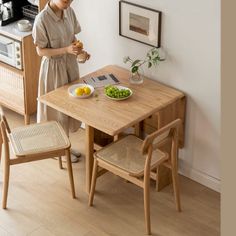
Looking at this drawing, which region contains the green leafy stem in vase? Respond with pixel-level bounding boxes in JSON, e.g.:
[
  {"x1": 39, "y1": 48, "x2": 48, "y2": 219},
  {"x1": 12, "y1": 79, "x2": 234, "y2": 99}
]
[{"x1": 123, "y1": 47, "x2": 165, "y2": 74}]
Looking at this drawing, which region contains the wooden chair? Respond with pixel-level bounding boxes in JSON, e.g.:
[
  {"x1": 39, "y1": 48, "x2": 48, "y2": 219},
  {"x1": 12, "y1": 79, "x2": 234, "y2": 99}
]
[
  {"x1": 0, "y1": 107, "x2": 76, "y2": 209},
  {"x1": 89, "y1": 119, "x2": 182, "y2": 235}
]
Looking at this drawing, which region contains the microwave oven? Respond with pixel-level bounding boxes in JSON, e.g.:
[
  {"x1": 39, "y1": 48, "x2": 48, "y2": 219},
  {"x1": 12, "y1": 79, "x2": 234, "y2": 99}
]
[{"x1": 0, "y1": 34, "x2": 22, "y2": 70}]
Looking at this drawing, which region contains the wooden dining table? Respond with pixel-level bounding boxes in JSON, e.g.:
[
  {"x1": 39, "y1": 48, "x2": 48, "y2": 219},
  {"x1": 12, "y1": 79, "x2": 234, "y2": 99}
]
[{"x1": 39, "y1": 65, "x2": 186, "y2": 193}]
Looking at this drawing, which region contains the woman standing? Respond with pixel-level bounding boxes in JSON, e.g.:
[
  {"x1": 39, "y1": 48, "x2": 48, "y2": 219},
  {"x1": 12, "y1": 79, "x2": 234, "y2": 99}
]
[{"x1": 33, "y1": 0, "x2": 89, "y2": 162}]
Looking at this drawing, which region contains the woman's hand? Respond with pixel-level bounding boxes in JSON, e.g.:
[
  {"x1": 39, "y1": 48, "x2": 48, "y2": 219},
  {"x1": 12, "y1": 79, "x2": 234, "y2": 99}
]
[
  {"x1": 36, "y1": 43, "x2": 83, "y2": 58},
  {"x1": 66, "y1": 43, "x2": 82, "y2": 56}
]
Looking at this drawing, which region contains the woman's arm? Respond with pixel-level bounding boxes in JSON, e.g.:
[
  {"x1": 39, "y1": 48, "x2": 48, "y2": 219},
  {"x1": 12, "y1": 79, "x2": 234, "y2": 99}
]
[{"x1": 36, "y1": 43, "x2": 82, "y2": 57}]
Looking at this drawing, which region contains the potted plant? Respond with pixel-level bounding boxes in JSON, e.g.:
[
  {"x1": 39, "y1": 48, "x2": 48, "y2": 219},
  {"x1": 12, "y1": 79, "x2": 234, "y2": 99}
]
[{"x1": 123, "y1": 47, "x2": 165, "y2": 84}]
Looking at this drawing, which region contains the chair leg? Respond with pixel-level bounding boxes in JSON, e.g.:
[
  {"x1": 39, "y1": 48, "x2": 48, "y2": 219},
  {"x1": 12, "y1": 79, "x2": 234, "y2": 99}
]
[
  {"x1": 88, "y1": 159, "x2": 98, "y2": 206},
  {"x1": 58, "y1": 157, "x2": 63, "y2": 169},
  {"x1": 0, "y1": 135, "x2": 2, "y2": 163},
  {"x1": 2, "y1": 160, "x2": 10, "y2": 209},
  {"x1": 155, "y1": 167, "x2": 158, "y2": 191},
  {"x1": 65, "y1": 149, "x2": 76, "y2": 198},
  {"x1": 0, "y1": 143, "x2": 2, "y2": 163},
  {"x1": 144, "y1": 176, "x2": 151, "y2": 235},
  {"x1": 171, "y1": 167, "x2": 181, "y2": 212}
]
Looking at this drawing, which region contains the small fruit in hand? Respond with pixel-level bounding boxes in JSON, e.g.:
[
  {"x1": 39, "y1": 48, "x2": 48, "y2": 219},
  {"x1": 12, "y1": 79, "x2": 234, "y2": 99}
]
[
  {"x1": 75, "y1": 87, "x2": 84, "y2": 96},
  {"x1": 75, "y1": 40, "x2": 83, "y2": 49},
  {"x1": 83, "y1": 86, "x2": 91, "y2": 95}
]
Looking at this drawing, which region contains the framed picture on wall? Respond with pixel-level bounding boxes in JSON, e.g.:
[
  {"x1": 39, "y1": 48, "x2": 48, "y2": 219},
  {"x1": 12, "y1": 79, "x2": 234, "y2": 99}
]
[{"x1": 119, "y1": 1, "x2": 162, "y2": 48}]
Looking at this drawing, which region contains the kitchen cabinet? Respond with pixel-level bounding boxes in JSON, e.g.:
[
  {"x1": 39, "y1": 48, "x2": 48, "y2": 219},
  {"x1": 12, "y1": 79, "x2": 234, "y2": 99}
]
[
  {"x1": 0, "y1": 1, "x2": 48, "y2": 124},
  {"x1": 0, "y1": 29, "x2": 41, "y2": 124}
]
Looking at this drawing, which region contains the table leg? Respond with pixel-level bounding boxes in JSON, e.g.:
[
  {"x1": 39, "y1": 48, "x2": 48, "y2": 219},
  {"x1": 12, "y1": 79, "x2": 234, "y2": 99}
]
[
  {"x1": 134, "y1": 121, "x2": 144, "y2": 138},
  {"x1": 85, "y1": 124, "x2": 94, "y2": 194},
  {"x1": 24, "y1": 114, "x2": 30, "y2": 125}
]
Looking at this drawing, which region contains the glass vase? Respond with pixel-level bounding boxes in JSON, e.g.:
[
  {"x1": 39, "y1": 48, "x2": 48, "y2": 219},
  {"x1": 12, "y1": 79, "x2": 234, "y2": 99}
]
[{"x1": 129, "y1": 67, "x2": 144, "y2": 85}]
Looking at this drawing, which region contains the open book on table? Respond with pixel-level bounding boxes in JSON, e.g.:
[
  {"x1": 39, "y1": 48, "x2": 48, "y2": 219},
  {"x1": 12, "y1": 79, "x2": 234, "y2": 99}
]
[{"x1": 82, "y1": 74, "x2": 120, "y2": 88}]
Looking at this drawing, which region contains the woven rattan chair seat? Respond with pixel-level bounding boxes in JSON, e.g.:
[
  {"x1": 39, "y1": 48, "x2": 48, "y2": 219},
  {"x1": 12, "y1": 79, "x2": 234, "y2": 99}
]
[
  {"x1": 9, "y1": 121, "x2": 70, "y2": 156},
  {"x1": 95, "y1": 135, "x2": 167, "y2": 176}
]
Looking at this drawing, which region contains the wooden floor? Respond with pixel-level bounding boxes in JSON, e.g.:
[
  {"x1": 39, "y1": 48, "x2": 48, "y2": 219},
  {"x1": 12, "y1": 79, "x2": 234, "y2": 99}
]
[{"x1": 0, "y1": 109, "x2": 220, "y2": 236}]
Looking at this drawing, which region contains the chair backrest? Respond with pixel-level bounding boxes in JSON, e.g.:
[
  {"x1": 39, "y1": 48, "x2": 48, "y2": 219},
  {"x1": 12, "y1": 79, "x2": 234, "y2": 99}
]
[
  {"x1": 141, "y1": 119, "x2": 181, "y2": 177},
  {"x1": 0, "y1": 106, "x2": 11, "y2": 162},
  {"x1": 0, "y1": 106, "x2": 11, "y2": 134}
]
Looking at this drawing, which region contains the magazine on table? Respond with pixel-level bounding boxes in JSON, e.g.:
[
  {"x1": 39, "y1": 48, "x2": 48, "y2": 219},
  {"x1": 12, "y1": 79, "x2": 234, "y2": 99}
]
[{"x1": 83, "y1": 74, "x2": 120, "y2": 88}]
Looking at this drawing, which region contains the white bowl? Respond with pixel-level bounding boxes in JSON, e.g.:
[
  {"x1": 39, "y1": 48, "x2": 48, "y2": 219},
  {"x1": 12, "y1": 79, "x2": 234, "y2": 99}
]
[
  {"x1": 68, "y1": 83, "x2": 94, "y2": 99},
  {"x1": 105, "y1": 85, "x2": 133, "y2": 101},
  {"x1": 17, "y1": 20, "x2": 32, "y2": 31}
]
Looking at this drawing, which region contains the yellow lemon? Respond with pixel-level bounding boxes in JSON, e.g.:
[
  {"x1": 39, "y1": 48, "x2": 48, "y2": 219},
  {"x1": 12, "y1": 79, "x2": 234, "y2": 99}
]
[
  {"x1": 75, "y1": 87, "x2": 84, "y2": 96},
  {"x1": 83, "y1": 86, "x2": 91, "y2": 95}
]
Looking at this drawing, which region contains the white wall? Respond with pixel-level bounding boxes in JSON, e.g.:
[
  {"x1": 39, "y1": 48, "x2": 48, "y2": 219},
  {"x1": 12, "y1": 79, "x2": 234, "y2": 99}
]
[{"x1": 72, "y1": 0, "x2": 221, "y2": 192}]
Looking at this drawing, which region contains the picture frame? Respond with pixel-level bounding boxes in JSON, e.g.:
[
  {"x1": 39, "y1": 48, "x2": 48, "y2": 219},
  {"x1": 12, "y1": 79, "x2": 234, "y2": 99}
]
[{"x1": 119, "y1": 1, "x2": 162, "y2": 48}]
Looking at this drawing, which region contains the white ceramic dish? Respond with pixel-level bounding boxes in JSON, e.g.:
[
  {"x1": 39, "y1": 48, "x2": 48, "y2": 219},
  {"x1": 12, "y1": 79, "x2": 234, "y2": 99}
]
[
  {"x1": 17, "y1": 20, "x2": 32, "y2": 32},
  {"x1": 105, "y1": 85, "x2": 133, "y2": 101},
  {"x1": 68, "y1": 83, "x2": 94, "y2": 98},
  {"x1": 16, "y1": 25, "x2": 32, "y2": 32}
]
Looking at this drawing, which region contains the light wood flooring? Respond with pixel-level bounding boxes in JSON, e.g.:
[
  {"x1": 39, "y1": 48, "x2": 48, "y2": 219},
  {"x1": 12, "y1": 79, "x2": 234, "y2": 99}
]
[{"x1": 0, "y1": 109, "x2": 220, "y2": 236}]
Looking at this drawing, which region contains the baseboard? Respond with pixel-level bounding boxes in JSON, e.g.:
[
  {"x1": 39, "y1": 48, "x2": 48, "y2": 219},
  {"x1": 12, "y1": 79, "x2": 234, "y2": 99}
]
[{"x1": 179, "y1": 163, "x2": 221, "y2": 192}]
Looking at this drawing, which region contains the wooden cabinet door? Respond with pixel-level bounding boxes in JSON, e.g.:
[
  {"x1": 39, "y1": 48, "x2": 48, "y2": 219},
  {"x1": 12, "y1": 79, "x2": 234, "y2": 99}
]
[{"x1": 0, "y1": 65, "x2": 25, "y2": 114}]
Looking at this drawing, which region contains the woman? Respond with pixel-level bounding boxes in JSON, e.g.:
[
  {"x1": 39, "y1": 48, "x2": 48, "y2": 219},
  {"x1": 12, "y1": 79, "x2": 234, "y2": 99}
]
[{"x1": 32, "y1": 0, "x2": 89, "y2": 162}]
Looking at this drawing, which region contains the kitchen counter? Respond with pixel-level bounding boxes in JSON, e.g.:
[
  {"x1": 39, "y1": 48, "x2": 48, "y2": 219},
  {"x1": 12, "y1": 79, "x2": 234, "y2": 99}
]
[{"x1": 0, "y1": 19, "x2": 33, "y2": 41}]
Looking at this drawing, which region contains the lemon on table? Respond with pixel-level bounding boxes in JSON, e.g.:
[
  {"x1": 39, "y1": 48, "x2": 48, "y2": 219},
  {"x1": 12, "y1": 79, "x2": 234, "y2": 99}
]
[
  {"x1": 75, "y1": 87, "x2": 84, "y2": 96},
  {"x1": 83, "y1": 86, "x2": 91, "y2": 95}
]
